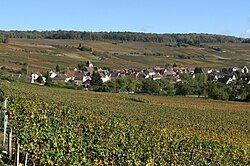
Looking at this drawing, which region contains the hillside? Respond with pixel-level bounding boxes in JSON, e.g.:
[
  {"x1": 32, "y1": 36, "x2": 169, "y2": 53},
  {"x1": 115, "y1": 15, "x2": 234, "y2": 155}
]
[
  {"x1": 0, "y1": 38, "x2": 250, "y2": 73},
  {"x1": 5, "y1": 82, "x2": 250, "y2": 146},
  {"x1": 0, "y1": 32, "x2": 250, "y2": 164},
  {"x1": 0, "y1": 82, "x2": 249, "y2": 165}
]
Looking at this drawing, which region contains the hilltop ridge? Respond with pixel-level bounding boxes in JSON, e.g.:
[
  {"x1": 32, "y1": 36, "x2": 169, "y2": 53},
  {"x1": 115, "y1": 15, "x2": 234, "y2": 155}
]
[{"x1": 1, "y1": 30, "x2": 249, "y2": 44}]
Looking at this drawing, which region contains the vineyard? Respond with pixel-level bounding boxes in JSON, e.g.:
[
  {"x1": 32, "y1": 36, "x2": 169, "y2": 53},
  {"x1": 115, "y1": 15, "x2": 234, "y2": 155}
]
[
  {"x1": 1, "y1": 38, "x2": 250, "y2": 73},
  {"x1": 0, "y1": 82, "x2": 250, "y2": 165}
]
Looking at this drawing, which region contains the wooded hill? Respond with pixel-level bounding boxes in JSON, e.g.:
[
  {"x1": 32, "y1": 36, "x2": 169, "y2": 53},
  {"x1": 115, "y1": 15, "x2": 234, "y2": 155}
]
[{"x1": 1, "y1": 30, "x2": 249, "y2": 44}]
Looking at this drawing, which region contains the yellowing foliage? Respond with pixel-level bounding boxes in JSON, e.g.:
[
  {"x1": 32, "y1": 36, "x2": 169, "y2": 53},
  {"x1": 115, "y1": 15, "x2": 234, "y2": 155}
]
[{"x1": 1, "y1": 82, "x2": 250, "y2": 165}]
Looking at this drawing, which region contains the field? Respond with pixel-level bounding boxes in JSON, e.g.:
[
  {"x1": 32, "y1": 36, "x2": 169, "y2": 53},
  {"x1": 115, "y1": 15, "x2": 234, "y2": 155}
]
[
  {"x1": 1, "y1": 38, "x2": 250, "y2": 73},
  {"x1": 1, "y1": 38, "x2": 250, "y2": 164},
  {"x1": 1, "y1": 82, "x2": 249, "y2": 165}
]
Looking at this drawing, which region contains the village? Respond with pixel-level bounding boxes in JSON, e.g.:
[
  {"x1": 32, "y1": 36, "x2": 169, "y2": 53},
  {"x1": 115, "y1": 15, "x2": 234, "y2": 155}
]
[{"x1": 31, "y1": 61, "x2": 250, "y2": 87}]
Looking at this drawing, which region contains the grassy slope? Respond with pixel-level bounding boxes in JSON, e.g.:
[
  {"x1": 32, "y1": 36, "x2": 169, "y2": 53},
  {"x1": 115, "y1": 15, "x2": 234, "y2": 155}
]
[
  {"x1": 4, "y1": 82, "x2": 250, "y2": 148},
  {"x1": 0, "y1": 38, "x2": 250, "y2": 72}
]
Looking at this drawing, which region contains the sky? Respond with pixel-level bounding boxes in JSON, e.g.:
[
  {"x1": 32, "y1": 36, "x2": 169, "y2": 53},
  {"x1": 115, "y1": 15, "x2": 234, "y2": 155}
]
[{"x1": 0, "y1": 0, "x2": 250, "y2": 38}]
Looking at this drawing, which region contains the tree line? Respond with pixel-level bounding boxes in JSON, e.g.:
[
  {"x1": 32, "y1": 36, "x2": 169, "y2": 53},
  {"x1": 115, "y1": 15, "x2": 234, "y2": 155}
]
[
  {"x1": 89, "y1": 72, "x2": 250, "y2": 102},
  {"x1": 0, "y1": 35, "x2": 8, "y2": 43},
  {"x1": 0, "y1": 30, "x2": 248, "y2": 44}
]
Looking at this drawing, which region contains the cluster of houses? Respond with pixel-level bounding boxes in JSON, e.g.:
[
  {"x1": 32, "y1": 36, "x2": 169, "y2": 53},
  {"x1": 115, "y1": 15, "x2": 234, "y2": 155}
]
[{"x1": 31, "y1": 61, "x2": 250, "y2": 86}]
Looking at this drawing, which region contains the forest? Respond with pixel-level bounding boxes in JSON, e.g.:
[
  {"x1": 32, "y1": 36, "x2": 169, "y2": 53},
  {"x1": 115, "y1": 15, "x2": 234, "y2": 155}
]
[{"x1": 1, "y1": 30, "x2": 249, "y2": 44}]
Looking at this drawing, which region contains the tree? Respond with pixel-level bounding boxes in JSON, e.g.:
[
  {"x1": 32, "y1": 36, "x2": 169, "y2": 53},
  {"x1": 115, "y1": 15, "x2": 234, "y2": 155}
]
[
  {"x1": 222, "y1": 68, "x2": 229, "y2": 74},
  {"x1": 165, "y1": 63, "x2": 172, "y2": 69},
  {"x1": 55, "y1": 65, "x2": 60, "y2": 72},
  {"x1": 194, "y1": 67, "x2": 203, "y2": 74},
  {"x1": 160, "y1": 79, "x2": 176, "y2": 96},
  {"x1": 242, "y1": 39, "x2": 250, "y2": 43},
  {"x1": 175, "y1": 82, "x2": 193, "y2": 96},
  {"x1": 194, "y1": 73, "x2": 208, "y2": 97},
  {"x1": 44, "y1": 72, "x2": 52, "y2": 86},
  {"x1": 0, "y1": 35, "x2": 8, "y2": 43},
  {"x1": 207, "y1": 83, "x2": 229, "y2": 100},
  {"x1": 91, "y1": 72, "x2": 103, "y2": 87},
  {"x1": 78, "y1": 43, "x2": 82, "y2": 48},
  {"x1": 101, "y1": 66, "x2": 111, "y2": 71},
  {"x1": 123, "y1": 77, "x2": 141, "y2": 92},
  {"x1": 0, "y1": 88, "x2": 5, "y2": 102},
  {"x1": 176, "y1": 73, "x2": 204, "y2": 96},
  {"x1": 173, "y1": 63, "x2": 178, "y2": 68},
  {"x1": 141, "y1": 79, "x2": 162, "y2": 95},
  {"x1": 113, "y1": 78, "x2": 126, "y2": 92},
  {"x1": 244, "y1": 86, "x2": 250, "y2": 102},
  {"x1": 105, "y1": 77, "x2": 141, "y2": 93},
  {"x1": 77, "y1": 44, "x2": 92, "y2": 52},
  {"x1": 21, "y1": 66, "x2": 28, "y2": 74},
  {"x1": 106, "y1": 79, "x2": 120, "y2": 92},
  {"x1": 195, "y1": 73, "x2": 207, "y2": 83},
  {"x1": 77, "y1": 62, "x2": 85, "y2": 70},
  {"x1": 0, "y1": 30, "x2": 244, "y2": 43}
]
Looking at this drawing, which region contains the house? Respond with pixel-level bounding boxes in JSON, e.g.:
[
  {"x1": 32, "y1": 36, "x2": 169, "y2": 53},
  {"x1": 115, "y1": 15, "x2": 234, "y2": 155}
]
[
  {"x1": 134, "y1": 69, "x2": 143, "y2": 74},
  {"x1": 217, "y1": 75, "x2": 236, "y2": 84},
  {"x1": 82, "y1": 80, "x2": 91, "y2": 88},
  {"x1": 207, "y1": 69, "x2": 213, "y2": 74},
  {"x1": 79, "y1": 61, "x2": 98, "y2": 74},
  {"x1": 137, "y1": 72, "x2": 149, "y2": 80},
  {"x1": 101, "y1": 74, "x2": 110, "y2": 83},
  {"x1": 83, "y1": 66, "x2": 95, "y2": 74},
  {"x1": 11, "y1": 74, "x2": 22, "y2": 79},
  {"x1": 152, "y1": 73, "x2": 162, "y2": 80},
  {"x1": 110, "y1": 70, "x2": 126, "y2": 79},
  {"x1": 143, "y1": 69, "x2": 156, "y2": 76},
  {"x1": 159, "y1": 69, "x2": 168, "y2": 75},
  {"x1": 232, "y1": 75, "x2": 237, "y2": 81},
  {"x1": 208, "y1": 75, "x2": 219, "y2": 82},
  {"x1": 110, "y1": 71, "x2": 120, "y2": 79},
  {"x1": 68, "y1": 67, "x2": 78, "y2": 72},
  {"x1": 173, "y1": 67, "x2": 179, "y2": 73},
  {"x1": 49, "y1": 71, "x2": 57, "y2": 78},
  {"x1": 31, "y1": 72, "x2": 42, "y2": 81},
  {"x1": 217, "y1": 77, "x2": 233, "y2": 84},
  {"x1": 82, "y1": 74, "x2": 92, "y2": 83},
  {"x1": 166, "y1": 75, "x2": 181, "y2": 84},
  {"x1": 239, "y1": 76, "x2": 250, "y2": 84},
  {"x1": 202, "y1": 68, "x2": 213, "y2": 74},
  {"x1": 228, "y1": 66, "x2": 248, "y2": 74},
  {"x1": 187, "y1": 68, "x2": 195, "y2": 74},
  {"x1": 153, "y1": 66, "x2": 165, "y2": 73},
  {"x1": 52, "y1": 74, "x2": 67, "y2": 83},
  {"x1": 241, "y1": 66, "x2": 249, "y2": 74},
  {"x1": 123, "y1": 68, "x2": 140, "y2": 76},
  {"x1": 86, "y1": 61, "x2": 94, "y2": 68},
  {"x1": 31, "y1": 72, "x2": 45, "y2": 84},
  {"x1": 162, "y1": 69, "x2": 176, "y2": 77},
  {"x1": 229, "y1": 67, "x2": 241, "y2": 73},
  {"x1": 73, "y1": 72, "x2": 84, "y2": 85},
  {"x1": 214, "y1": 69, "x2": 221, "y2": 73},
  {"x1": 72, "y1": 71, "x2": 93, "y2": 85},
  {"x1": 99, "y1": 70, "x2": 111, "y2": 83},
  {"x1": 65, "y1": 70, "x2": 76, "y2": 81},
  {"x1": 179, "y1": 67, "x2": 187, "y2": 74},
  {"x1": 127, "y1": 72, "x2": 139, "y2": 78}
]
